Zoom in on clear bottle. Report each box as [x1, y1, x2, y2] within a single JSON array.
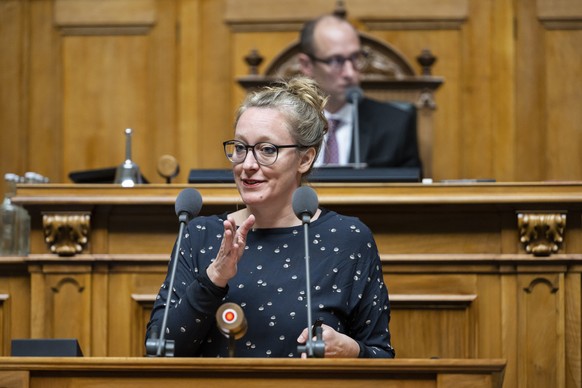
[[0, 173, 30, 256]]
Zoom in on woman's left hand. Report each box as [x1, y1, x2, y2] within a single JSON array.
[[207, 214, 255, 288], [296, 323, 360, 358]]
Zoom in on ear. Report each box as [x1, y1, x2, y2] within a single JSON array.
[[297, 53, 314, 77], [298, 147, 317, 174]]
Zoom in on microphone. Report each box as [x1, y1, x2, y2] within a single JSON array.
[[292, 186, 319, 224], [293, 187, 325, 358], [216, 302, 248, 357], [175, 188, 203, 223], [345, 86, 365, 169], [346, 86, 363, 103], [146, 188, 203, 357]]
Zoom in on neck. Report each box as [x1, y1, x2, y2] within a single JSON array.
[[236, 206, 302, 229], [326, 100, 346, 114], [325, 96, 348, 113]]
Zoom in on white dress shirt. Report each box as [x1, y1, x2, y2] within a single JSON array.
[[314, 104, 353, 167]]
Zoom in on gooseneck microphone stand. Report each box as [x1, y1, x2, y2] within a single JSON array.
[[293, 187, 325, 358], [146, 188, 202, 357], [346, 86, 365, 170]]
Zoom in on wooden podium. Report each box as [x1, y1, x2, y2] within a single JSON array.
[[2, 182, 581, 388], [0, 357, 505, 387]]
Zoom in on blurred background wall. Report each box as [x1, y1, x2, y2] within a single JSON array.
[[1, 0, 581, 184]]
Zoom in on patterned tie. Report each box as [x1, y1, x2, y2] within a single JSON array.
[[324, 118, 341, 164]]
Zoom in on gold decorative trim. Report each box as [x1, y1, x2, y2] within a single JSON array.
[[43, 212, 91, 256], [517, 212, 566, 256]]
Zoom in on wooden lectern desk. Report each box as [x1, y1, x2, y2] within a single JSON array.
[[3, 182, 581, 388], [0, 357, 505, 388]]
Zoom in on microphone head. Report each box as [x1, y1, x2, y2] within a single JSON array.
[[216, 302, 247, 340], [292, 186, 319, 222], [345, 86, 364, 103], [175, 188, 203, 222]]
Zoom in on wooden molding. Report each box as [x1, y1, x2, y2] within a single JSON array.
[[225, 0, 469, 32], [131, 294, 156, 303], [390, 294, 476, 309], [50, 277, 86, 294], [54, 0, 156, 35], [523, 277, 559, 294], [536, 0, 582, 29]]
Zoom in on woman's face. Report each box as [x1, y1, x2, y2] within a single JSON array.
[[232, 107, 314, 210]]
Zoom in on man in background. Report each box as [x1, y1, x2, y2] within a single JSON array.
[[298, 14, 422, 169]]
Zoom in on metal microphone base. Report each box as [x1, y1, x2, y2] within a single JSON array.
[[145, 337, 175, 357], [297, 324, 325, 358]]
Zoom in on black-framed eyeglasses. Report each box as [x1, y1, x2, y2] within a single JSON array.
[[308, 51, 368, 72], [223, 140, 302, 166]]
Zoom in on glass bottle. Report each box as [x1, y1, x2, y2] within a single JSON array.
[[0, 173, 30, 256]]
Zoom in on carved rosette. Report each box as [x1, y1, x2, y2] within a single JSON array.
[[43, 212, 90, 256], [517, 212, 566, 256]]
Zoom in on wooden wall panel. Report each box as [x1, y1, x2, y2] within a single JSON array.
[[388, 273, 478, 359], [359, 210, 502, 254], [545, 30, 582, 180], [0, 1, 27, 180], [62, 35, 151, 173], [226, 1, 470, 181], [27, 268, 93, 355], [500, 274, 518, 387], [564, 272, 582, 388], [195, 0, 233, 169], [0, 270, 30, 357], [108, 268, 167, 357], [231, 31, 297, 118], [176, 1, 203, 170], [130, 294, 155, 357], [518, 273, 566, 387], [57, 0, 177, 184], [390, 303, 474, 359], [4, 183, 582, 385], [25, 0, 178, 184], [91, 264, 108, 356], [106, 208, 177, 254], [225, 0, 582, 182], [2, 0, 582, 183], [460, 0, 496, 181], [516, 0, 582, 181], [28, 1, 64, 182], [367, 29, 462, 180], [476, 274, 503, 359]]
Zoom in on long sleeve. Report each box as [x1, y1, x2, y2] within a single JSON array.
[[146, 216, 228, 356], [146, 211, 395, 358], [348, 237, 395, 358], [337, 218, 395, 358]]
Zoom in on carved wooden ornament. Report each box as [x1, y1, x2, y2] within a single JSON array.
[[43, 212, 90, 256], [517, 212, 566, 256]]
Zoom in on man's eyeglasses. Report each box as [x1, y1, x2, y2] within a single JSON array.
[[308, 51, 368, 72], [223, 140, 302, 166]]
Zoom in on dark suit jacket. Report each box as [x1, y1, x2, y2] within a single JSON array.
[[348, 97, 422, 170]]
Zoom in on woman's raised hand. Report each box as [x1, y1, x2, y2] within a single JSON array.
[[207, 214, 255, 287]]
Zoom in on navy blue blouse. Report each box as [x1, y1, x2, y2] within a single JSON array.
[[147, 209, 395, 358]]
